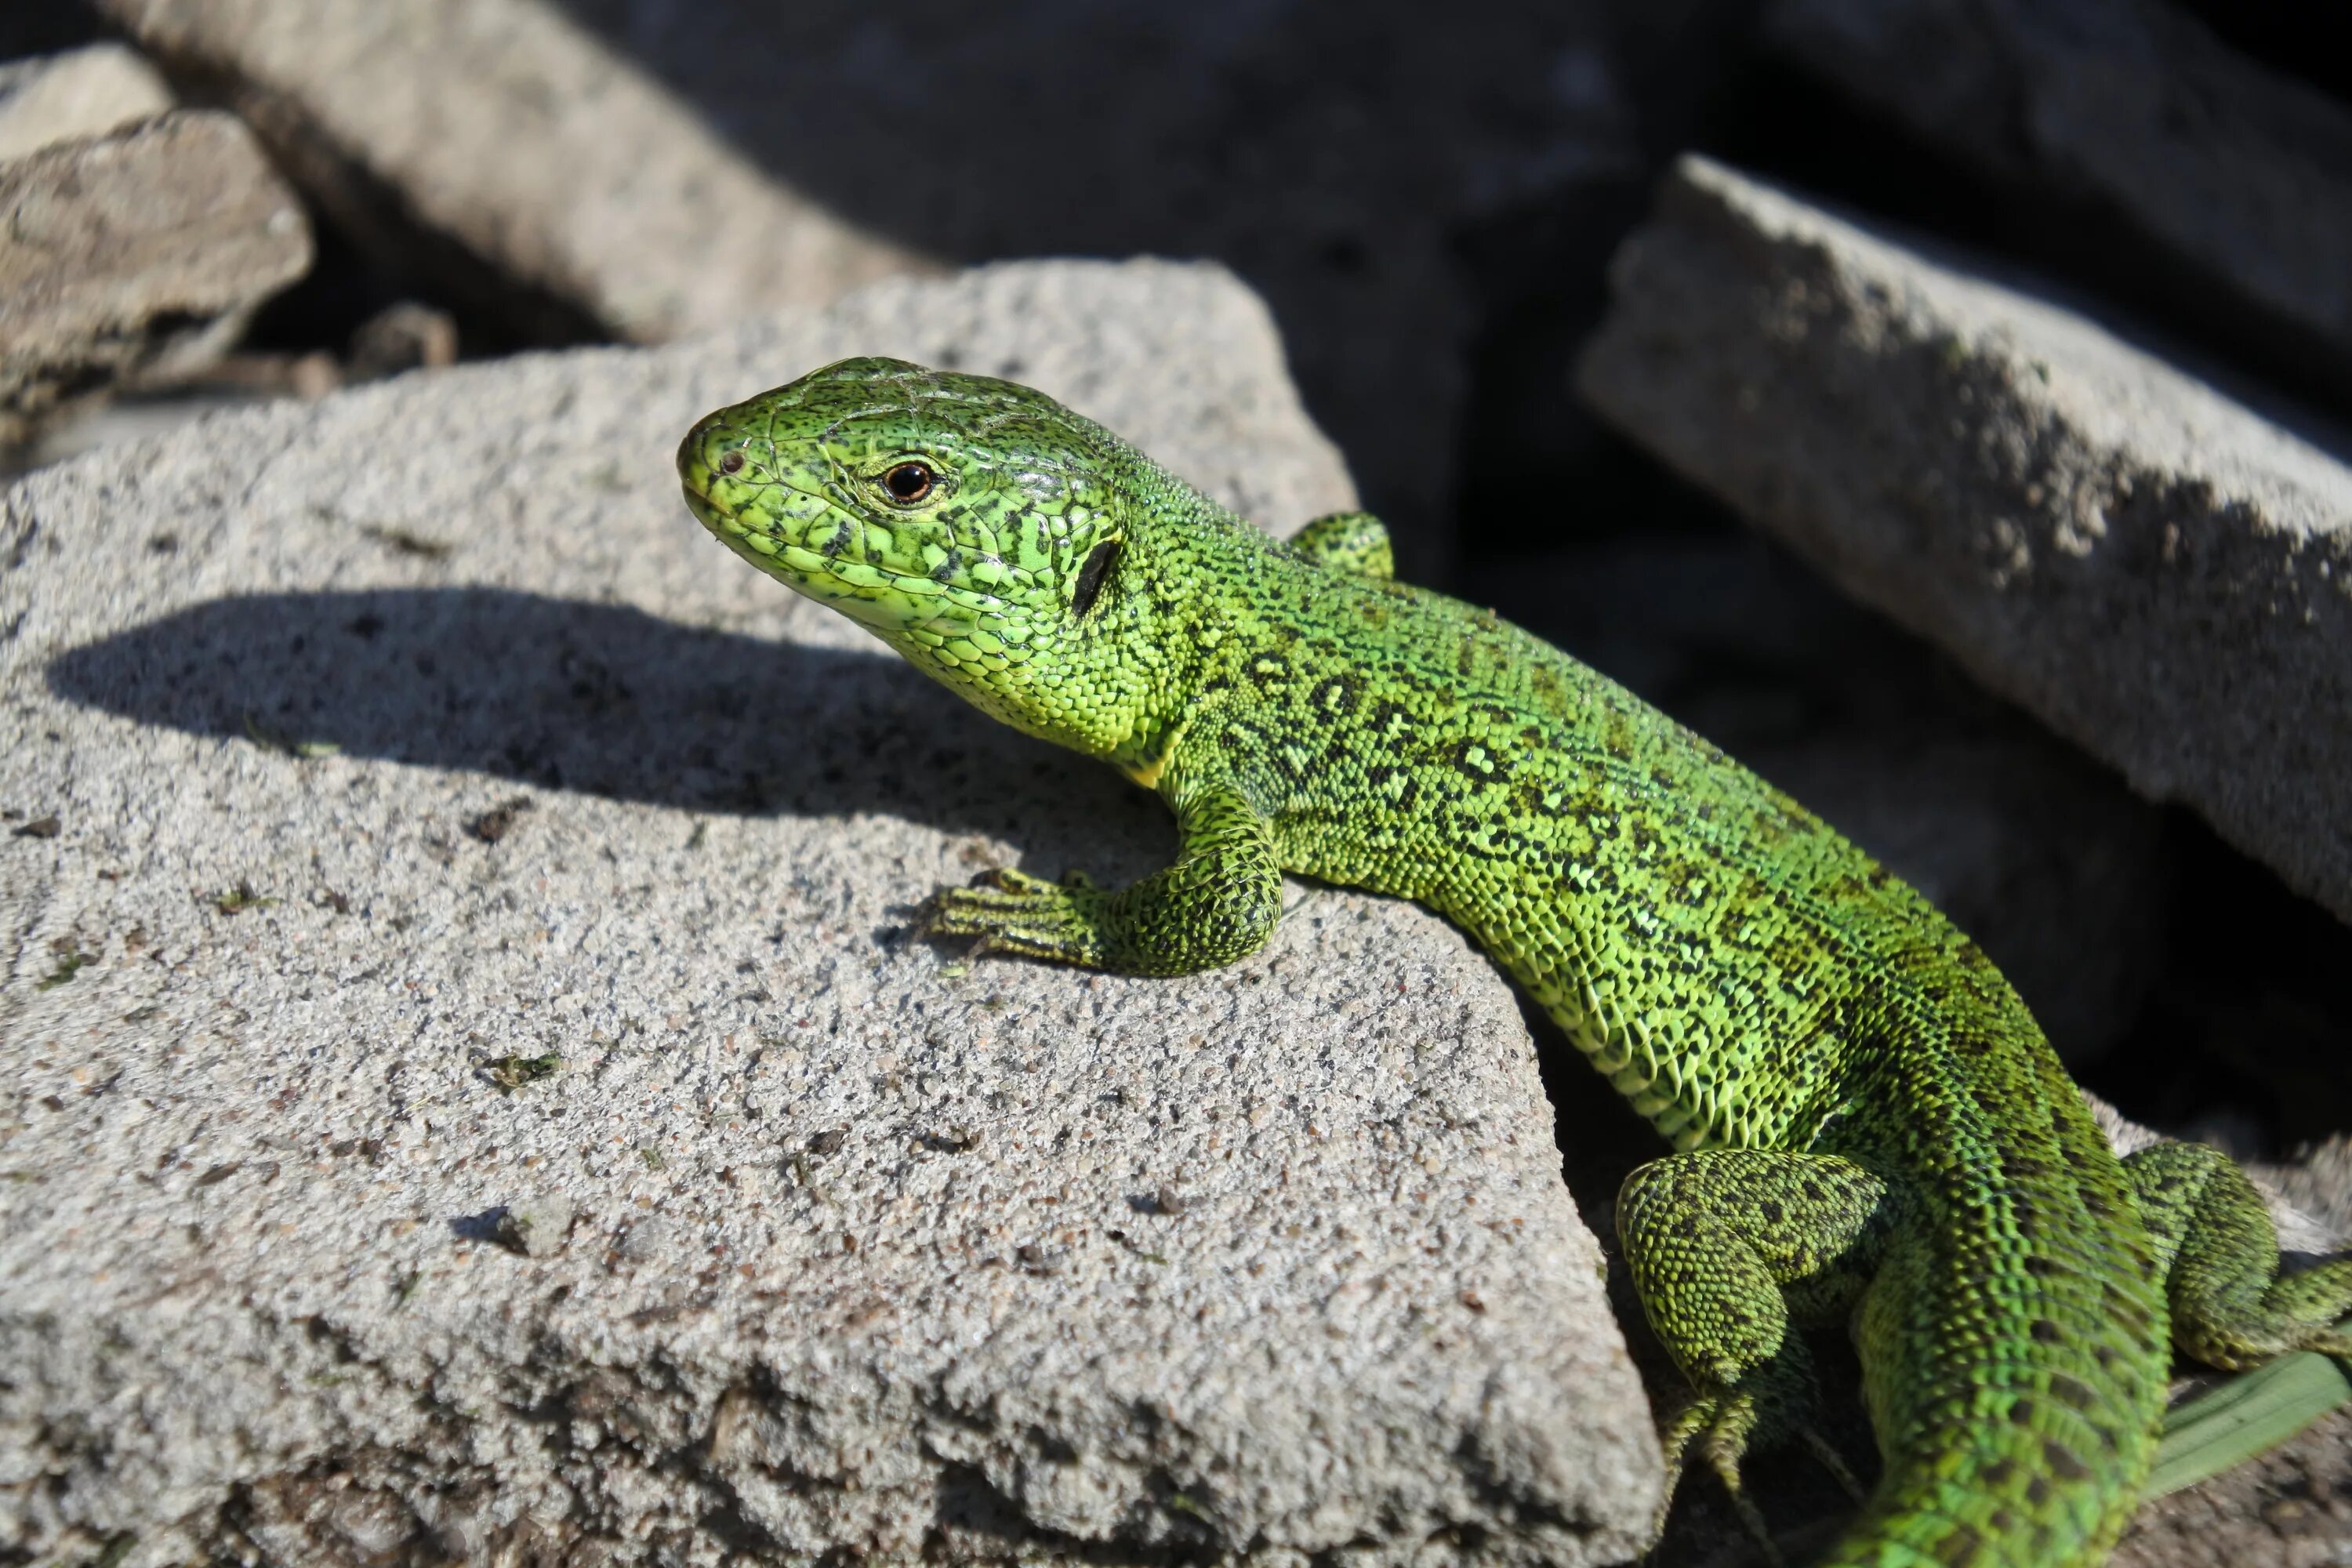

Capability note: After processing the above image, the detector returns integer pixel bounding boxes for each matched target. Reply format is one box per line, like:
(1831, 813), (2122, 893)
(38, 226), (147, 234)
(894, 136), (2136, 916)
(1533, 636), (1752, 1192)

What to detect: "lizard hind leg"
(1617, 1149), (1896, 1556)
(2126, 1140), (2352, 1367)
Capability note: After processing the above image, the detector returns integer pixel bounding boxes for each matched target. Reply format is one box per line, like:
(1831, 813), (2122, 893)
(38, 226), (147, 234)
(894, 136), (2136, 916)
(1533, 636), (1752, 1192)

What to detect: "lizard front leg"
(927, 765), (1282, 977)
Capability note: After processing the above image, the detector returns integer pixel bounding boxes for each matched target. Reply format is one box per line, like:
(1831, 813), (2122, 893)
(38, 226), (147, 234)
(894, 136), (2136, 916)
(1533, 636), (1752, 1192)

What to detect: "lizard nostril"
(718, 449), (746, 475)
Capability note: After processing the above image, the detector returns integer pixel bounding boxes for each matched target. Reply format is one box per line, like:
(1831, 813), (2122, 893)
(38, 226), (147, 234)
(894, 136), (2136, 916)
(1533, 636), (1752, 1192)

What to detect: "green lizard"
(677, 358), (2352, 1566)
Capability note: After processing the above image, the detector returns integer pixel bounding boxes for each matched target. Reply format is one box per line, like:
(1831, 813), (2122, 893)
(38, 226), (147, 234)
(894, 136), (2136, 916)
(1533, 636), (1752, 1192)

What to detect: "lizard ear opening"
(1070, 538), (1121, 617)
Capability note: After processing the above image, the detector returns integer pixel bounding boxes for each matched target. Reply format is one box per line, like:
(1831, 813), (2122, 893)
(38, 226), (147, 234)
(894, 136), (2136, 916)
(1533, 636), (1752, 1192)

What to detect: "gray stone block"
(94, 0), (926, 343)
(0, 108), (311, 447)
(0, 258), (1656, 1566)
(0, 42), (174, 165)
(1766, 0), (2352, 397)
(1580, 154), (2352, 926)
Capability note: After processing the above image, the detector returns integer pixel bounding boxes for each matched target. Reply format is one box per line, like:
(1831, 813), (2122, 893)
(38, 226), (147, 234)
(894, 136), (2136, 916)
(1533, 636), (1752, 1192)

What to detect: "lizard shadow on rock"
(43, 587), (1170, 887)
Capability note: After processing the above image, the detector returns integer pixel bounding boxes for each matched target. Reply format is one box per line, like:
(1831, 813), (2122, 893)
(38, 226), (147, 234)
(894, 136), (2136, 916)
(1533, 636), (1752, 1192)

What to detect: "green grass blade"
(2149, 1348), (2352, 1498)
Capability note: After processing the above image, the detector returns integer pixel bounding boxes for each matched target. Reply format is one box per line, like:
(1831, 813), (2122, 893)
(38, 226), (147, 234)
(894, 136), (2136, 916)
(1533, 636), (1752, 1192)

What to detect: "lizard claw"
(924, 869), (1105, 967)
(1797, 1425), (1869, 1506)
(1655, 1391), (1786, 1568)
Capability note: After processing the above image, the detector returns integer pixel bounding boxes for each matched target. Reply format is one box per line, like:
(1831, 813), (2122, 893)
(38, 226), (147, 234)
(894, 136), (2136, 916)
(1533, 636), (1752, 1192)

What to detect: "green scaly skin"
(677, 359), (2352, 1566)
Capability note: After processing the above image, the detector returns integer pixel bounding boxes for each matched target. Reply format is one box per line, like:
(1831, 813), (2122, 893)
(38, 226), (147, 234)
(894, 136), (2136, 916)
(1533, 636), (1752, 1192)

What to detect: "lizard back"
(1209, 547), (2170, 1566)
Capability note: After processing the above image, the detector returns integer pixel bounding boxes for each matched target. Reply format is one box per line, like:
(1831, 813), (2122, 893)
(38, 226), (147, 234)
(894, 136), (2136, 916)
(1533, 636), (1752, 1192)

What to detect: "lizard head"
(677, 357), (1183, 759)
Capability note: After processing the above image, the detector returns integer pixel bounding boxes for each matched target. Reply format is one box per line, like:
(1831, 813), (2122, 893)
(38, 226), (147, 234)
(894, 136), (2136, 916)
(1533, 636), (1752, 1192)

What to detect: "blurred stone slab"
(1766, 0), (2352, 399)
(1, 108), (311, 448)
(0, 259), (1655, 1566)
(0, 42), (174, 163)
(94, 0), (925, 343)
(1580, 154), (2352, 926)
(556, 0), (1658, 579)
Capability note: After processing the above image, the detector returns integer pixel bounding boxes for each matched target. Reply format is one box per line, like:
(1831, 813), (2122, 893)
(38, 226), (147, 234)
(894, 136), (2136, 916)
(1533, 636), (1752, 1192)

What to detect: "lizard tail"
(1819, 1054), (2170, 1568)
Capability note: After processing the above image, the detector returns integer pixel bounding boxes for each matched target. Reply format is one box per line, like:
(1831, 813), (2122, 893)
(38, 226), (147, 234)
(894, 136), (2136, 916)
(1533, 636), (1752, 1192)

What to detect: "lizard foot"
(1656, 1390), (1781, 1567)
(2126, 1142), (2352, 1369)
(924, 868), (1106, 967)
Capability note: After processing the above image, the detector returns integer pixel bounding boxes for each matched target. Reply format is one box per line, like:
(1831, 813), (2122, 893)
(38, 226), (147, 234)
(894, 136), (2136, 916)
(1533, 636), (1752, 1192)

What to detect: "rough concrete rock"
(0, 42), (175, 165)
(93, 0), (925, 344)
(0, 259), (1657, 1566)
(2252, 1136), (2352, 1253)
(1765, 0), (2352, 399)
(1579, 154), (2352, 926)
(0, 107), (311, 448)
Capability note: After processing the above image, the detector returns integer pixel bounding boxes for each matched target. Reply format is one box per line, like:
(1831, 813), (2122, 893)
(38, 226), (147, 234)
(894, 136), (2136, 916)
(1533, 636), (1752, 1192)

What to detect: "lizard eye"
(882, 462), (935, 503)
